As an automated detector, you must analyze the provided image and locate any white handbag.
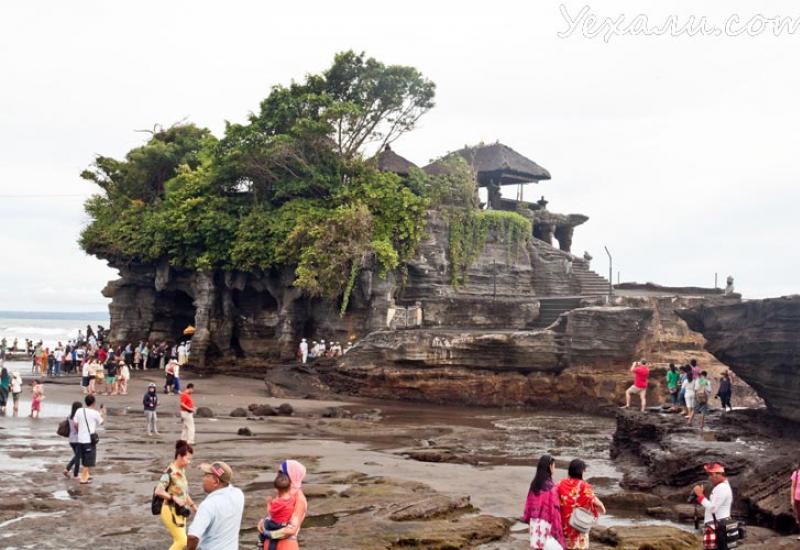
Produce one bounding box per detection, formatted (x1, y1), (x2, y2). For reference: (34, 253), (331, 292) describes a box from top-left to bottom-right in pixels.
(569, 506), (596, 533)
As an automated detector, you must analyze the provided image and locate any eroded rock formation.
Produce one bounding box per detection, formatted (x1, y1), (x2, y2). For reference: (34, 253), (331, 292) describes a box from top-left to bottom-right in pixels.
(677, 295), (800, 423)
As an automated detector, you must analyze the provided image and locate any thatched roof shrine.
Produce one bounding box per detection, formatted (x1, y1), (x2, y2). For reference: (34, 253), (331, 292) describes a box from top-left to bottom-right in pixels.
(376, 144), (418, 176)
(423, 142), (551, 186)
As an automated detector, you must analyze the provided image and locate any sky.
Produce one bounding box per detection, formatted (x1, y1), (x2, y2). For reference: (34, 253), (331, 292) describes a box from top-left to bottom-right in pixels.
(1, 0), (799, 311)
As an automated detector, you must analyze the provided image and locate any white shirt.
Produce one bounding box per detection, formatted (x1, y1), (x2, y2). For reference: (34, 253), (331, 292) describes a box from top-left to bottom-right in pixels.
(701, 480), (732, 524)
(682, 379), (695, 396)
(10, 375), (22, 393)
(55, 349), (64, 361)
(82, 362), (91, 377)
(188, 485), (245, 550)
(76, 407), (103, 444)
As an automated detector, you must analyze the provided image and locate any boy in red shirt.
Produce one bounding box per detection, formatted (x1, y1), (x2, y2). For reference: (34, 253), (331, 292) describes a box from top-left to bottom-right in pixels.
(624, 360), (650, 412)
(180, 383), (196, 444)
(258, 472), (295, 550)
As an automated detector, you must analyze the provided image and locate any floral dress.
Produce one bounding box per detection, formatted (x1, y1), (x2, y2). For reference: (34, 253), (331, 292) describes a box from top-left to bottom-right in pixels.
(557, 478), (598, 549)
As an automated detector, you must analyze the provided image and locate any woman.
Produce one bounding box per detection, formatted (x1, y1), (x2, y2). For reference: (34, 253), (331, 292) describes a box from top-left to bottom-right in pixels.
(558, 459), (605, 549)
(154, 440), (197, 550)
(259, 459), (308, 550)
(666, 363), (680, 410)
(682, 370), (695, 421)
(118, 360), (130, 395)
(63, 401), (82, 479)
(716, 371), (733, 412)
(524, 454), (565, 549)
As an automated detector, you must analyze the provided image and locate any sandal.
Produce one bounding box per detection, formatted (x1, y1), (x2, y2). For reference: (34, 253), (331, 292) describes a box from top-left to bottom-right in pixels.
(79, 479), (92, 484)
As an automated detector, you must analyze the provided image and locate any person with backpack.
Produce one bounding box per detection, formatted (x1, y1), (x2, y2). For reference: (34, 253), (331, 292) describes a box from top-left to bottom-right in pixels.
(690, 371), (713, 430)
(153, 440), (197, 550)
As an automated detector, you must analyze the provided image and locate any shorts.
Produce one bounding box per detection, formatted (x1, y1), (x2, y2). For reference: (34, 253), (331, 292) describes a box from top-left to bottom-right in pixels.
(684, 393), (695, 410)
(105, 376), (116, 385)
(81, 376), (90, 387)
(627, 385), (646, 394)
(81, 443), (97, 467)
(694, 400), (708, 414)
(12, 391), (20, 403)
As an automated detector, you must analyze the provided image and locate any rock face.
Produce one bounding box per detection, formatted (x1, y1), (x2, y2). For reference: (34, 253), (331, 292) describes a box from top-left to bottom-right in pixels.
(677, 296), (800, 423)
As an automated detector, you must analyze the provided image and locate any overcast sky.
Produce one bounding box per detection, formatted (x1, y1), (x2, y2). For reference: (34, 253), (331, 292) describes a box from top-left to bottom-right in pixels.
(2, 0), (799, 311)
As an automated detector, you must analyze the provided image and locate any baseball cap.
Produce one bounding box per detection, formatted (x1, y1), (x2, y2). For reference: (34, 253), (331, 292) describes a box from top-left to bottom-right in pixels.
(704, 462), (725, 474)
(200, 461), (233, 483)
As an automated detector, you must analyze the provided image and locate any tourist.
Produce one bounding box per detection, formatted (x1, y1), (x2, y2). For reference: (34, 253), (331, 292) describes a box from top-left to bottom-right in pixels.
(187, 461), (245, 550)
(790, 462), (800, 540)
(29, 379), (44, 418)
(177, 341), (187, 365)
(258, 471), (295, 550)
(523, 454), (565, 549)
(63, 401), (83, 479)
(690, 358), (700, 379)
(299, 338), (308, 364)
(0, 363), (10, 415)
(46, 349), (54, 377)
(180, 383), (196, 445)
(681, 369), (695, 418)
(54, 343), (64, 377)
(690, 371), (712, 429)
(105, 357), (118, 395)
(666, 363), (680, 410)
(86, 358), (97, 395)
(724, 276), (735, 296)
(144, 383), (159, 436)
(557, 459), (605, 549)
(693, 463), (732, 545)
(124, 342), (133, 366)
(77, 394), (105, 484)
(154, 440), (197, 550)
(258, 460), (308, 550)
(10, 370), (22, 416)
(118, 360), (130, 395)
(134, 342), (143, 370)
(173, 359), (181, 393)
(716, 371), (733, 412)
(624, 360), (649, 412)
(165, 359), (177, 394)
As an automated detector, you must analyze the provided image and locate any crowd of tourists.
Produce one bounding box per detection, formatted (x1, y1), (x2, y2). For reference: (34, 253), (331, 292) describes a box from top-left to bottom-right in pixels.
(296, 338), (353, 364)
(623, 358), (735, 429)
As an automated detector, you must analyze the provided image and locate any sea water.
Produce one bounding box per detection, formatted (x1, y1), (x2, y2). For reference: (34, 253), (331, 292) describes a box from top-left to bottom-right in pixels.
(0, 311), (108, 350)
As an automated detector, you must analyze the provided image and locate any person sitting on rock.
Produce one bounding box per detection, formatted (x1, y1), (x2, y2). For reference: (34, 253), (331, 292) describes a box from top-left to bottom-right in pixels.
(624, 360), (649, 412)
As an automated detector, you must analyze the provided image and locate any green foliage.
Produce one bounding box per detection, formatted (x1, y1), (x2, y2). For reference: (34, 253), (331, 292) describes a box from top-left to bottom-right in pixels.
(447, 210), (532, 288)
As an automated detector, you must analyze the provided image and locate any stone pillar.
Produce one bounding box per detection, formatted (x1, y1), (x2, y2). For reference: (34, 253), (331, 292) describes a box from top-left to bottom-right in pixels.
(554, 224), (574, 253)
(487, 181), (502, 209)
(189, 271), (216, 371)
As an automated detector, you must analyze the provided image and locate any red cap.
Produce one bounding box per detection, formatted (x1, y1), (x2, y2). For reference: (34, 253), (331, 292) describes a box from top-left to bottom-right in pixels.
(704, 463), (725, 474)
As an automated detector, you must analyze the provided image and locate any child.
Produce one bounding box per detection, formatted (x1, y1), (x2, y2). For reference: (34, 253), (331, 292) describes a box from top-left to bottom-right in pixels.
(258, 472), (295, 550)
(29, 379), (44, 418)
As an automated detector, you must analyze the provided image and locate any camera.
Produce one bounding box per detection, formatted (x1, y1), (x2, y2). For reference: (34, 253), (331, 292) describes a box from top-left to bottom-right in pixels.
(687, 492), (698, 504)
(175, 505), (192, 517)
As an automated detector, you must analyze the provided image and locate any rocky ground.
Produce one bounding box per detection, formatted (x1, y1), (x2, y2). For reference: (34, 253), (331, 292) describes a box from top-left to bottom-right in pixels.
(0, 369), (795, 549)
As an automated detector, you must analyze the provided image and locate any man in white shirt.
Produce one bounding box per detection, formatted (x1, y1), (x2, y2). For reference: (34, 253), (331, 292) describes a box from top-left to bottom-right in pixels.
(188, 461), (245, 550)
(76, 394), (105, 484)
(299, 339), (308, 364)
(693, 462), (732, 525)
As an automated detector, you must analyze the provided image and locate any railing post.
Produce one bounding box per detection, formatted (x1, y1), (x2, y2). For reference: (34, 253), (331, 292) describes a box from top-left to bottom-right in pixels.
(604, 246), (613, 298)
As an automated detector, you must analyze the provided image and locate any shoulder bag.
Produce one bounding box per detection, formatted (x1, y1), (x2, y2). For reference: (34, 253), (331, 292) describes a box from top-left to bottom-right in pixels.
(151, 466), (173, 515)
(82, 408), (100, 445)
(568, 482), (596, 533)
(57, 416), (71, 438)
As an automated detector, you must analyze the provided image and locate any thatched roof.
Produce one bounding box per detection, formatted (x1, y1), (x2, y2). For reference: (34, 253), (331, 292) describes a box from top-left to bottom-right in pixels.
(376, 145), (417, 176)
(423, 142), (551, 186)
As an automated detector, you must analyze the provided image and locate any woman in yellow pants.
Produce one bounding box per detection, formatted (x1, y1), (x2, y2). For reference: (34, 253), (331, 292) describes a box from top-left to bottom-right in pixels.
(154, 440), (196, 549)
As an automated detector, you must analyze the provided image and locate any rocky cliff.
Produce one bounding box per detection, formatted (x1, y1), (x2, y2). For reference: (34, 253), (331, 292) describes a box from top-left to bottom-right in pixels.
(677, 295), (800, 423)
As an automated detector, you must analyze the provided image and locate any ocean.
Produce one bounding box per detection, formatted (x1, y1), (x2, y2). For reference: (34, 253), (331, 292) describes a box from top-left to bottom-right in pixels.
(0, 311), (109, 350)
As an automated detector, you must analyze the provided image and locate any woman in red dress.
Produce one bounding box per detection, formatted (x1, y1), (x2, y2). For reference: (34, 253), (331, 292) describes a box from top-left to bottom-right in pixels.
(557, 459), (606, 549)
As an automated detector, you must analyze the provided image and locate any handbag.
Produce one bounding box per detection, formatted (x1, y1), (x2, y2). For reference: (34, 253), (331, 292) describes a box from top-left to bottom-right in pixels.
(57, 417), (71, 438)
(568, 483), (596, 534)
(82, 407), (100, 445)
(151, 467), (173, 515)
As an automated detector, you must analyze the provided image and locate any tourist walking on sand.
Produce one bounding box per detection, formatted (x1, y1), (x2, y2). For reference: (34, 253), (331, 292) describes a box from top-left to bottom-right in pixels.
(624, 360), (649, 412)
(689, 371), (712, 429)
(118, 359), (130, 395)
(63, 401), (83, 479)
(180, 383), (196, 445)
(144, 383), (159, 435)
(693, 463), (732, 545)
(557, 459), (605, 549)
(523, 454), (565, 549)
(104, 357), (118, 395)
(29, 379), (44, 418)
(77, 394), (105, 484)
(682, 370), (696, 420)
(165, 359), (177, 394)
(0, 363), (10, 415)
(187, 461), (245, 550)
(790, 462), (800, 540)
(10, 370), (22, 416)
(716, 371), (733, 412)
(666, 363), (680, 410)
(154, 440), (197, 550)
(258, 460), (308, 550)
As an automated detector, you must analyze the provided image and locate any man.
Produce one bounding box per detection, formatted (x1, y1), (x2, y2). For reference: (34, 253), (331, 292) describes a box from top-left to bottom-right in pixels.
(180, 383), (196, 445)
(299, 338), (308, 364)
(187, 461), (245, 550)
(624, 359), (650, 412)
(77, 394), (105, 484)
(690, 370), (713, 430)
(693, 463), (733, 547)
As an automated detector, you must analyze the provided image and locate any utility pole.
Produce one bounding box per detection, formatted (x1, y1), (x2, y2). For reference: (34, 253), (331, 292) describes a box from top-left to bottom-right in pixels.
(604, 246), (613, 297)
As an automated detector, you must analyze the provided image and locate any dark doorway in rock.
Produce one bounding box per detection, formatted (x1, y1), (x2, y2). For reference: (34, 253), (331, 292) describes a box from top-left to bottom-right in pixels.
(152, 290), (196, 343)
(302, 318), (315, 340)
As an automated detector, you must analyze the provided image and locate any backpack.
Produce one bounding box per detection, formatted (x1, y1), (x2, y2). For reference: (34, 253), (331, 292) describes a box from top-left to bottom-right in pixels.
(696, 380), (709, 404)
(151, 467), (173, 515)
(57, 417), (71, 438)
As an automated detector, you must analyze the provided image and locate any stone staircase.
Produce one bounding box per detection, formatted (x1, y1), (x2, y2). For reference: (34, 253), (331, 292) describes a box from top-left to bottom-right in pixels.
(534, 296), (584, 328)
(573, 261), (611, 296)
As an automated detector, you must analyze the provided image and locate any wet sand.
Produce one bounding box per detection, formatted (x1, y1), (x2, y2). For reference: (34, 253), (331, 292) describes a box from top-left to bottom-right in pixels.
(0, 369), (689, 549)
